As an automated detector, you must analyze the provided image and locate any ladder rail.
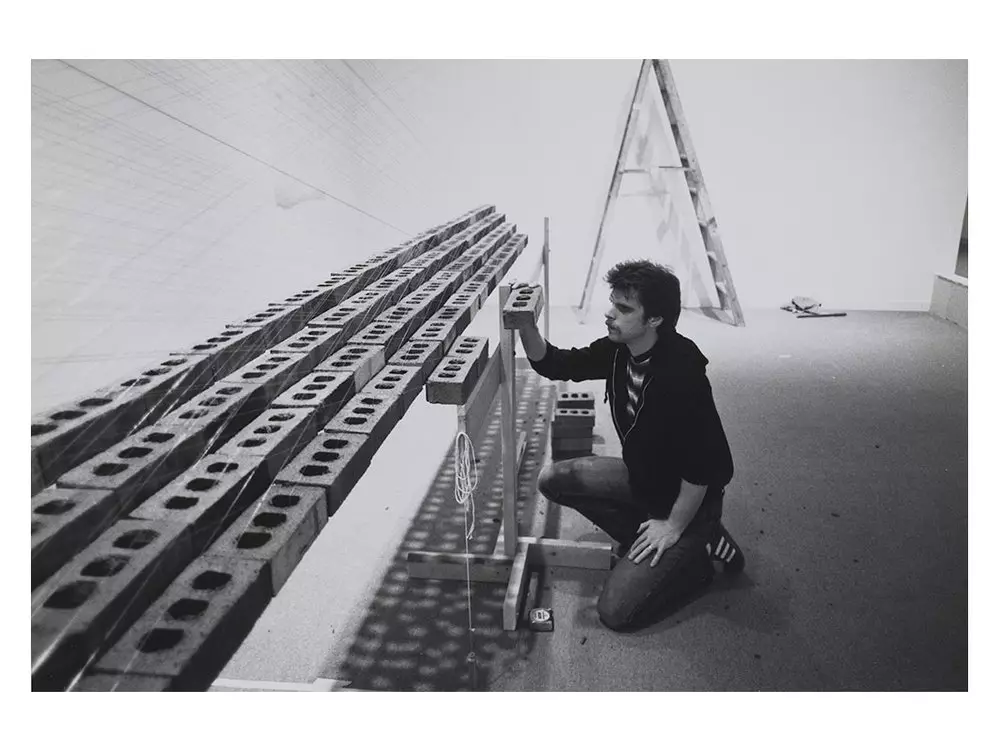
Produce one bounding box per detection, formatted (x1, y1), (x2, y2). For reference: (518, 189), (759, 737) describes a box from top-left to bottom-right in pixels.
(651, 60), (745, 326)
(575, 60), (651, 319)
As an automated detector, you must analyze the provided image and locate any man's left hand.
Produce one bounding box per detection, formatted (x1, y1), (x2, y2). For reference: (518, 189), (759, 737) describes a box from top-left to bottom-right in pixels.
(628, 519), (683, 567)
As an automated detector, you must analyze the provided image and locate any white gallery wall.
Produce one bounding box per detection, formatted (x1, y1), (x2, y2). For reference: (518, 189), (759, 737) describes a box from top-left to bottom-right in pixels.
(31, 59), (967, 412)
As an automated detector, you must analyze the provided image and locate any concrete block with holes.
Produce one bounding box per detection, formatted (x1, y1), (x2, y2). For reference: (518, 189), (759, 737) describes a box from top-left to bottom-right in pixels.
(272, 285), (342, 324)
(171, 325), (274, 383)
(129, 455), (272, 554)
(271, 326), (347, 372)
(502, 284), (544, 329)
(557, 391), (596, 410)
(205, 485), (328, 595)
(56, 422), (208, 520)
(225, 303), (302, 348)
(314, 345), (386, 392)
(322, 389), (401, 450)
(270, 370), (356, 426)
(274, 431), (378, 515)
(31, 518), (192, 691)
(87, 556), (271, 691)
(31, 487), (118, 589)
(159, 380), (266, 453)
(425, 336), (490, 404)
(30, 354), (211, 492)
(312, 272), (368, 309)
(409, 311), (463, 353)
(388, 339), (445, 381)
(364, 364), (426, 414)
(214, 407), (320, 481)
(220, 350), (312, 406)
(553, 407), (596, 427)
(347, 318), (411, 359)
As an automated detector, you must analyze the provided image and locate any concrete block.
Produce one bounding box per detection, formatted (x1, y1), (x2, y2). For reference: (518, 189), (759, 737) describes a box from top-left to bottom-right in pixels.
(502, 285), (544, 329)
(32, 487), (118, 589)
(336, 259), (386, 290)
(270, 370), (356, 426)
(308, 282), (400, 336)
(364, 364), (425, 414)
(214, 407), (320, 481)
(159, 381), (265, 453)
(270, 326), (347, 371)
(323, 389), (401, 450)
(551, 422), (595, 439)
(31, 518), (192, 691)
(388, 339), (444, 381)
(90, 556), (270, 691)
(314, 345), (386, 392)
(205, 485), (328, 595)
(226, 303), (303, 347)
(30, 354), (211, 488)
(274, 431), (377, 515)
(129, 455), (271, 554)
(348, 318), (411, 359)
(410, 305), (470, 352)
(554, 408), (596, 426)
(71, 673), (174, 691)
(551, 436), (594, 452)
(273, 286), (341, 323)
(426, 336), (490, 404)
(56, 423), (209, 525)
(557, 392), (596, 409)
(314, 271), (368, 304)
(170, 325), (270, 383)
(220, 350), (312, 405)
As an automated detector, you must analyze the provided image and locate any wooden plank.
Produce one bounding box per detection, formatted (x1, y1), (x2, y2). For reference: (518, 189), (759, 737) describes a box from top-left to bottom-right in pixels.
(498, 287), (518, 559)
(405, 551), (513, 583)
(521, 537), (613, 571)
(502, 542), (531, 631)
(456, 346), (502, 446)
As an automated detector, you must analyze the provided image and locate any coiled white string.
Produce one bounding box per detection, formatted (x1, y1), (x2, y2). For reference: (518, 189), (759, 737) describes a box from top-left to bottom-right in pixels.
(453, 430), (479, 689)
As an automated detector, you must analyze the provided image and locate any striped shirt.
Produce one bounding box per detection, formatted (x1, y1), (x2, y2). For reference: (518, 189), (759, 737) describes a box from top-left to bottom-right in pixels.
(622, 349), (653, 432)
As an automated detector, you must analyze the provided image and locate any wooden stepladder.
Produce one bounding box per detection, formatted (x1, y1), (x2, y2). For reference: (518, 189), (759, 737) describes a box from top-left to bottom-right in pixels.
(576, 59), (745, 327)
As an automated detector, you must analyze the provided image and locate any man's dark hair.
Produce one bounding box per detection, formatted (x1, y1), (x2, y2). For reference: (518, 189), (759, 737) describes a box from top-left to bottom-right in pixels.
(604, 260), (681, 330)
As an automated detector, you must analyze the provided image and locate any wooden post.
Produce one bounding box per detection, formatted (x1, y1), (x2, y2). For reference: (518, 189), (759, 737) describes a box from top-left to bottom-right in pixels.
(498, 284), (517, 558)
(543, 217), (551, 341)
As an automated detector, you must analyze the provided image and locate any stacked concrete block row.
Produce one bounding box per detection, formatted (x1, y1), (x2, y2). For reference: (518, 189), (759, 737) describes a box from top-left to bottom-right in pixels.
(30, 209), (494, 584)
(30, 204), (494, 496)
(68, 229), (523, 691)
(35, 207), (527, 691)
(551, 392), (597, 460)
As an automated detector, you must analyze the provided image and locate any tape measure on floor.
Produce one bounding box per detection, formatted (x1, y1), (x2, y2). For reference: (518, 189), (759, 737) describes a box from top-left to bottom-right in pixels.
(528, 608), (554, 632)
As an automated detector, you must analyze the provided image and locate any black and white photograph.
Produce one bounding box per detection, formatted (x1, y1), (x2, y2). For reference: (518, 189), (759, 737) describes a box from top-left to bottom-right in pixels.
(15, 3), (992, 747)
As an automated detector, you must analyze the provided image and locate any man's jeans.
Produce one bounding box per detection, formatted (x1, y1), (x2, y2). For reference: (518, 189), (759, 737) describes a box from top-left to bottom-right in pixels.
(538, 456), (720, 631)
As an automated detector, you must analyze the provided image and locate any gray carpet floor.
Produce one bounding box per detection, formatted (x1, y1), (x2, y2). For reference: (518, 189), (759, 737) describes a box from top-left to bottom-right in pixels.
(490, 308), (968, 691)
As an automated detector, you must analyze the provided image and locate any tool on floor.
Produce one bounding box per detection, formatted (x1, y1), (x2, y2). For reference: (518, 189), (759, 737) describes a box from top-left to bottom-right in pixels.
(781, 296), (847, 319)
(575, 59), (744, 327)
(528, 608), (554, 632)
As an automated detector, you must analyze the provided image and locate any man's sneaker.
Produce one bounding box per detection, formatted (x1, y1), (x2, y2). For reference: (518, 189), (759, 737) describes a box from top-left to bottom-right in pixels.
(708, 525), (745, 573)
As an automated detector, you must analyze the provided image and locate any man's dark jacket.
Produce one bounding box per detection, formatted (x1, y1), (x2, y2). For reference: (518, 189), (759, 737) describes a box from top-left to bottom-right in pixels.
(529, 329), (734, 525)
